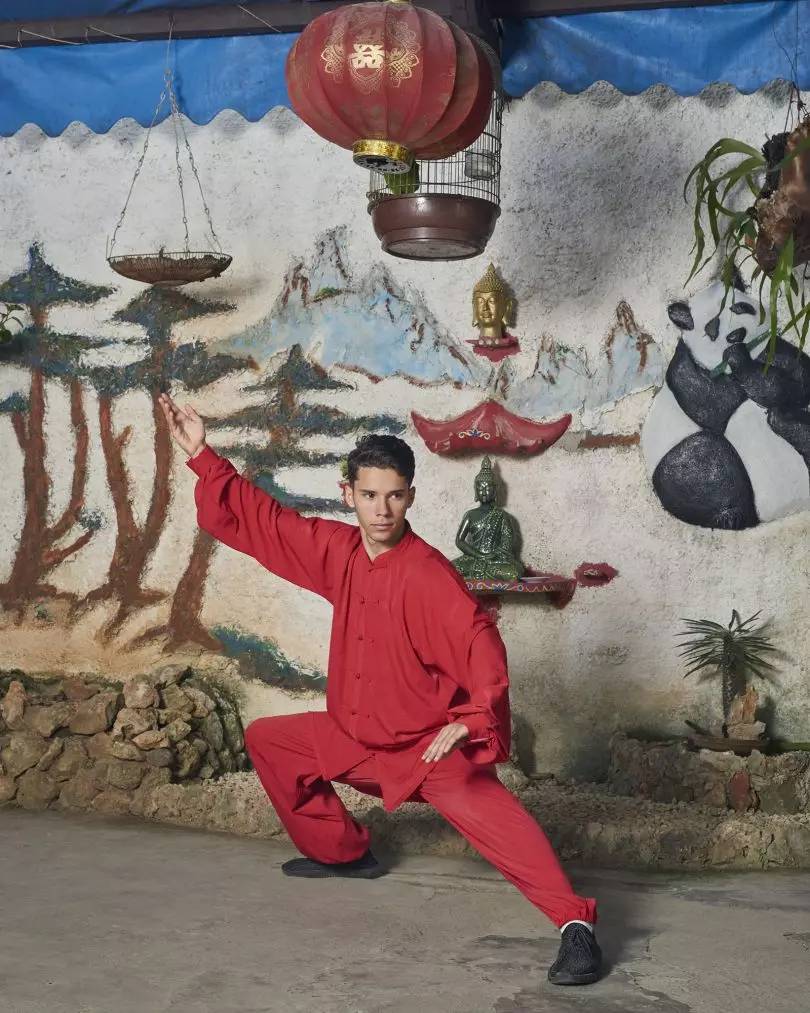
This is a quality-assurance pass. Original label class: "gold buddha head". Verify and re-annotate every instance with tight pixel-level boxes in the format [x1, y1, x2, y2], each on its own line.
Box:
[472, 264, 513, 343]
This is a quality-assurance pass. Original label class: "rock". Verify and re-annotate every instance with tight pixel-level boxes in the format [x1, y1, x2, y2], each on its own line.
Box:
[726, 721, 767, 741]
[92, 760, 110, 789]
[1, 731, 49, 778]
[235, 752, 251, 772]
[728, 686, 759, 726]
[184, 687, 215, 719]
[164, 719, 192, 745]
[123, 679, 160, 711]
[86, 732, 113, 760]
[112, 707, 157, 740]
[63, 677, 99, 702]
[130, 768, 172, 817]
[49, 738, 89, 782]
[150, 665, 186, 687]
[145, 748, 174, 769]
[92, 789, 133, 816]
[35, 738, 64, 772]
[24, 702, 75, 738]
[16, 769, 59, 810]
[57, 769, 100, 810]
[0, 774, 17, 804]
[111, 740, 145, 762]
[201, 713, 224, 752]
[106, 759, 145, 792]
[198, 764, 215, 780]
[140, 766, 172, 792]
[221, 712, 245, 754]
[132, 729, 170, 751]
[497, 761, 531, 792]
[69, 692, 121, 735]
[190, 736, 209, 757]
[175, 739, 202, 779]
[160, 684, 194, 715]
[0, 681, 27, 730]
[728, 771, 759, 812]
[218, 749, 236, 774]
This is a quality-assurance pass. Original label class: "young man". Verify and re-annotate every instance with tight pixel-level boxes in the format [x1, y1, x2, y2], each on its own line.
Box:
[159, 394, 602, 986]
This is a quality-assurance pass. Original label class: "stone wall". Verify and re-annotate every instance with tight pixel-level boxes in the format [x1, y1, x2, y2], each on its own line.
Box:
[0, 670, 248, 814]
[608, 734, 810, 814]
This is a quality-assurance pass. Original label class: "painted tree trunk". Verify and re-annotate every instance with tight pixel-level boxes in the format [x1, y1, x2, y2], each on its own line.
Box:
[88, 390, 173, 638]
[132, 528, 221, 652]
[0, 372, 92, 612]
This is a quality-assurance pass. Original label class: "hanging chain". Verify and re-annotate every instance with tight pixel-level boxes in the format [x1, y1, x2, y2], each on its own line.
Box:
[107, 76, 169, 258]
[109, 17, 224, 259]
[167, 69, 191, 253]
[174, 100, 224, 253]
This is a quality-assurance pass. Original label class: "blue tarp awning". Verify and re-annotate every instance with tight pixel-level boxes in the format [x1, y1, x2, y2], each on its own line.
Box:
[0, 1, 806, 135]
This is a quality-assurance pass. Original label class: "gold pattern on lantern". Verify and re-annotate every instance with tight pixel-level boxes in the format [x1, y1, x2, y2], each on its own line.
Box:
[321, 11, 420, 94]
[350, 43, 385, 70]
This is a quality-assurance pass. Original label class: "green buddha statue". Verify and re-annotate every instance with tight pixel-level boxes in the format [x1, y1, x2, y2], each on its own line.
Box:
[452, 457, 523, 582]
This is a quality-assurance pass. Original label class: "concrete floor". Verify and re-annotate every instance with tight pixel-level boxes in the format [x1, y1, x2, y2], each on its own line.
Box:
[0, 811, 808, 1013]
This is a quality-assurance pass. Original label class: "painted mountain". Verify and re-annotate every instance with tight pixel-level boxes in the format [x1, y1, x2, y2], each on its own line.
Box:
[504, 301, 665, 417]
[216, 227, 490, 387]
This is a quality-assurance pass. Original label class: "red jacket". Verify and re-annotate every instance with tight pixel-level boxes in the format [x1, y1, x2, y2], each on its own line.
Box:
[187, 446, 511, 810]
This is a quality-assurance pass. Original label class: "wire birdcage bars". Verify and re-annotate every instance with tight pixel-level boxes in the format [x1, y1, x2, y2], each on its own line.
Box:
[366, 81, 504, 261]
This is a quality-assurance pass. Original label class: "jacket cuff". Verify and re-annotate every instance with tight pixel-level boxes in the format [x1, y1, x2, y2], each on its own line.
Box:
[186, 445, 220, 477]
[450, 711, 491, 742]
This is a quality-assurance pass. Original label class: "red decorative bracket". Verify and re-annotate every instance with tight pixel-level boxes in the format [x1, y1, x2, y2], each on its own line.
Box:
[467, 563, 618, 611]
[412, 399, 571, 456]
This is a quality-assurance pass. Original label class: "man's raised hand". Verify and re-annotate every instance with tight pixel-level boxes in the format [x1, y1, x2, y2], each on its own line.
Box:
[158, 394, 207, 458]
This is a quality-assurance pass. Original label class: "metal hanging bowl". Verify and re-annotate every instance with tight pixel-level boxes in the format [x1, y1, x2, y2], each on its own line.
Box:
[107, 250, 233, 287]
[107, 32, 232, 287]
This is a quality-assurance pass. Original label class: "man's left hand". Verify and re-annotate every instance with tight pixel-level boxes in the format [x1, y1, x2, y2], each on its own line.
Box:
[422, 722, 470, 763]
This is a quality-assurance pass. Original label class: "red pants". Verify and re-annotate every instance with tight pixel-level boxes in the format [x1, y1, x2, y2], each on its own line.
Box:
[245, 714, 596, 928]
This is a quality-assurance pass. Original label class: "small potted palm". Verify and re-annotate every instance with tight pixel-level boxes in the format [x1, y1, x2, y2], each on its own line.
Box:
[676, 610, 779, 755]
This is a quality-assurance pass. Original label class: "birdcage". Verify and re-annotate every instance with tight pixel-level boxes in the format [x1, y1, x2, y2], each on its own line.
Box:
[366, 65, 504, 261]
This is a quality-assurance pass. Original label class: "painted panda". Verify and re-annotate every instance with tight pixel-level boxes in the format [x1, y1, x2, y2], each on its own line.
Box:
[641, 276, 810, 529]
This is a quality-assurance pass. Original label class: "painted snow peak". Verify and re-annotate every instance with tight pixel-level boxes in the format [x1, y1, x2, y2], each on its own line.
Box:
[217, 228, 486, 386]
[641, 278, 810, 529]
[505, 301, 665, 418]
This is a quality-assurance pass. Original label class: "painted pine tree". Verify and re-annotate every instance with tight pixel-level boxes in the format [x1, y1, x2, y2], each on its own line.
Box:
[83, 286, 247, 640]
[0, 244, 112, 612]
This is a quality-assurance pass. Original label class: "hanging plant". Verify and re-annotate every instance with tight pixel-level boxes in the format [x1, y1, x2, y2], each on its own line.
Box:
[684, 98, 810, 360]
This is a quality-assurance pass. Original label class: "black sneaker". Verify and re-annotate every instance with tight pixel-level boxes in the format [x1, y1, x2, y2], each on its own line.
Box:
[547, 923, 602, 985]
[281, 849, 384, 880]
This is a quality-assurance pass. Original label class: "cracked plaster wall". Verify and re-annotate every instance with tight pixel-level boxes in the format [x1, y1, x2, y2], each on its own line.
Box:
[0, 80, 809, 781]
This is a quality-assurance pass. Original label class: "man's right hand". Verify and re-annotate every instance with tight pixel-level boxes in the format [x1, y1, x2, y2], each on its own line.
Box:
[158, 394, 207, 458]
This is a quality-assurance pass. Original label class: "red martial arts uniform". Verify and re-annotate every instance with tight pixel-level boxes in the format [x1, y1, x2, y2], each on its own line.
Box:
[188, 447, 596, 928]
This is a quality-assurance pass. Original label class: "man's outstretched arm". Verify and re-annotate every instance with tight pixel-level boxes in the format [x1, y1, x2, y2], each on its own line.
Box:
[160, 394, 344, 601]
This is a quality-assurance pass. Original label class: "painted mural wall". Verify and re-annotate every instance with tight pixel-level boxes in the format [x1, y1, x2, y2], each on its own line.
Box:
[1, 81, 809, 780]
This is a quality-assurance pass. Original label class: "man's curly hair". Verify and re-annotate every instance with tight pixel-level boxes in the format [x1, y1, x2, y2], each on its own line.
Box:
[346, 434, 415, 486]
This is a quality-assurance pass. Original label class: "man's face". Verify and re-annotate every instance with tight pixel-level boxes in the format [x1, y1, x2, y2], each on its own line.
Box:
[345, 466, 415, 551]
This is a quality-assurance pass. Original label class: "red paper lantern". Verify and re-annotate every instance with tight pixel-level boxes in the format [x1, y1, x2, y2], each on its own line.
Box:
[285, 0, 494, 172]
